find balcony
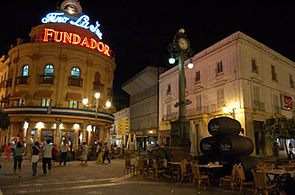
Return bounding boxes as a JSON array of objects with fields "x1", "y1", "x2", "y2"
[
  {"x1": 162, "y1": 112, "x2": 178, "y2": 121},
  {"x1": 253, "y1": 100, "x2": 265, "y2": 111},
  {"x1": 39, "y1": 75, "x2": 55, "y2": 84},
  {"x1": 186, "y1": 106, "x2": 209, "y2": 117},
  {"x1": 68, "y1": 76, "x2": 83, "y2": 87},
  {"x1": 93, "y1": 82, "x2": 104, "y2": 91},
  {"x1": 16, "y1": 76, "x2": 28, "y2": 85}
]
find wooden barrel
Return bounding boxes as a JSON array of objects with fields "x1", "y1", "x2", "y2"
[
  {"x1": 208, "y1": 117, "x2": 241, "y2": 136},
  {"x1": 219, "y1": 135, "x2": 254, "y2": 156},
  {"x1": 200, "y1": 136, "x2": 219, "y2": 155}
]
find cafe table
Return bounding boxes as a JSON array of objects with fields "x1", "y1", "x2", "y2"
[
  {"x1": 198, "y1": 163, "x2": 224, "y2": 185},
  {"x1": 265, "y1": 168, "x2": 295, "y2": 192}
]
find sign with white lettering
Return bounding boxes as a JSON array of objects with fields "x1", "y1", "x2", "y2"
[{"x1": 41, "y1": 12, "x2": 103, "y2": 40}]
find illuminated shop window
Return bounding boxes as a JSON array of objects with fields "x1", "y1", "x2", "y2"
[
  {"x1": 22, "y1": 65, "x2": 29, "y2": 77},
  {"x1": 69, "y1": 100, "x2": 78, "y2": 109},
  {"x1": 18, "y1": 99, "x2": 25, "y2": 107},
  {"x1": 41, "y1": 98, "x2": 51, "y2": 107},
  {"x1": 44, "y1": 64, "x2": 54, "y2": 75},
  {"x1": 71, "y1": 67, "x2": 80, "y2": 78}
]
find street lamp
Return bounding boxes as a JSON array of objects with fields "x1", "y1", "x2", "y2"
[{"x1": 167, "y1": 29, "x2": 193, "y2": 147}]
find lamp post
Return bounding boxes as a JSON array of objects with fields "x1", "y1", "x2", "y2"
[{"x1": 167, "y1": 29, "x2": 193, "y2": 147}]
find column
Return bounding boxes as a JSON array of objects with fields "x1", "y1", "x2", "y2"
[
  {"x1": 55, "y1": 120, "x2": 61, "y2": 148},
  {"x1": 25, "y1": 120, "x2": 32, "y2": 156},
  {"x1": 82, "y1": 122, "x2": 87, "y2": 143},
  {"x1": 74, "y1": 129, "x2": 79, "y2": 151},
  {"x1": 7, "y1": 123, "x2": 13, "y2": 144}
]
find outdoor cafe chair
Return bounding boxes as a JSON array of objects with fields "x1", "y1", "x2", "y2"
[
  {"x1": 236, "y1": 163, "x2": 254, "y2": 191},
  {"x1": 153, "y1": 159, "x2": 165, "y2": 179},
  {"x1": 124, "y1": 157, "x2": 135, "y2": 174},
  {"x1": 179, "y1": 159, "x2": 191, "y2": 182},
  {"x1": 135, "y1": 158, "x2": 148, "y2": 176},
  {"x1": 219, "y1": 163, "x2": 238, "y2": 190},
  {"x1": 190, "y1": 161, "x2": 209, "y2": 189},
  {"x1": 251, "y1": 169, "x2": 277, "y2": 195}
]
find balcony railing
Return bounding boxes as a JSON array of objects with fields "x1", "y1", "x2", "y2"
[
  {"x1": 253, "y1": 100, "x2": 265, "y2": 111},
  {"x1": 68, "y1": 76, "x2": 83, "y2": 87},
  {"x1": 39, "y1": 75, "x2": 55, "y2": 84},
  {"x1": 93, "y1": 82, "x2": 104, "y2": 91},
  {"x1": 16, "y1": 76, "x2": 28, "y2": 85},
  {"x1": 186, "y1": 106, "x2": 209, "y2": 117},
  {"x1": 162, "y1": 112, "x2": 178, "y2": 121}
]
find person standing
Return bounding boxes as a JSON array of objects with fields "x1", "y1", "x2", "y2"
[
  {"x1": 96, "y1": 142, "x2": 103, "y2": 164},
  {"x1": 289, "y1": 143, "x2": 295, "y2": 159},
  {"x1": 59, "y1": 142, "x2": 69, "y2": 166},
  {"x1": 81, "y1": 142, "x2": 88, "y2": 165},
  {"x1": 51, "y1": 144, "x2": 58, "y2": 166},
  {"x1": 103, "y1": 142, "x2": 110, "y2": 164},
  {"x1": 4, "y1": 143, "x2": 12, "y2": 161},
  {"x1": 14, "y1": 142, "x2": 24, "y2": 177},
  {"x1": 31, "y1": 141, "x2": 40, "y2": 176},
  {"x1": 42, "y1": 140, "x2": 52, "y2": 175}
]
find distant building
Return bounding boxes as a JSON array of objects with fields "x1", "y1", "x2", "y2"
[
  {"x1": 0, "y1": 0, "x2": 115, "y2": 152},
  {"x1": 159, "y1": 31, "x2": 295, "y2": 156},
  {"x1": 122, "y1": 66, "x2": 165, "y2": 148}
]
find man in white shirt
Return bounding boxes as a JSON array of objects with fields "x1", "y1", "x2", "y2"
[{"x1": 42, "y1": 140, "x2": 52, "y2": 174}]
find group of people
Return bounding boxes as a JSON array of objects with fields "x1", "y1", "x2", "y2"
[
  {"x1": 95, "y1": 142, "x2": 111, "y2": 164},
  {"x1": 3, "y1": 140, "x2": 90, "y2": 177}
]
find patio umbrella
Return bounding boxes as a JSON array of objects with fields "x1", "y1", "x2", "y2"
[
  {"x1": 133, "y1": 133, "x2": 137, "y2": 150},
  {"x1": 126, "y1": 134, "x2": 131, "y2": 150},
  {"x1": 189, "y1": 120, "x2": 197, "y2": 157}
]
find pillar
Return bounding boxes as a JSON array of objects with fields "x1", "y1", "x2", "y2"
[
  {"x1": 55, "y1": 120, "x2": 61, "y2": 148},
  {"x1": 25, "y1": 120, "x2": 32, "y2": 156},
  {"x1": 74, "y1": 129, "x2": 79, "y2": 151},
  {"x1": 82, "y1": 122, "x2": 87, "y2": 143}
]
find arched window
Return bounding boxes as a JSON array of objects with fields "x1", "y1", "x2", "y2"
[
  {"x1": 22, "y1": 65, "x2": 29, "y2": 77},
  {"x1": 71, "y1": 67, "x2": 80, "y2": 78},
  {"x1": 44, "y1": 64, "x2": 54, "y2": 75},
  {"x1": 94, "y1": 72, "x2": 101, "y2": 84}
]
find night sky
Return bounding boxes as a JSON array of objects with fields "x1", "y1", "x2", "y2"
[{"x1": 1, "y1": 1, "x2": 295, "y2": 110}]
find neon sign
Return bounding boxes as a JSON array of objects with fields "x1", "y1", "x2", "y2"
[
  {"x1": 41, "y1": 12, "x2": 103, "y2": 40},
  {"x1": 42, "y1": 28, "x2": 110, "y2": 57}
]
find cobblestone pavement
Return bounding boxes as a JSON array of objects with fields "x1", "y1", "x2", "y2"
[{"x1": 0, "y1": 156, "x2": 251, "y2": 195}]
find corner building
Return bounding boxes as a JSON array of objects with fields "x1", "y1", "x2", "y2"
[{"x1": 0, "y1": 0, "x2": 116, "y2": 152}]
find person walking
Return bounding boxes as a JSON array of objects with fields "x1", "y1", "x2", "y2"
[
  {"x1": 14, "y1": 142, "x2": 24, "y2": 177},
  {"x1": 289, "y1": 143, "x2": 295, "y2": 159},
  {"x1": 42, "y1": 140, "x2": 52, "y2": 175},
  {"x1": 81, "y1": 142, "x2": 88, "y2": 165},
  {"x1": 59, "y1": 142, "x2": 69, "y2": 166},
  {"x1": 31, "y1": 141, "x2": 40, "y2": 176},
  {"x1": 102, "y1": 142, "x2": 110, "y2": 164},
  {"x1": 4, "y1": 143, "x2": 12, "y2": 161},
  {"x1": 96, "y1": 142, "x2": 103, "y2": 164}
]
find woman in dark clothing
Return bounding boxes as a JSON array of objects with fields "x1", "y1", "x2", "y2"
[
  {"x1": 32, "y1": 142, "x2": 40, "y2": 176},
  {"x1": 14, "y1": 142, "x2": 24, "y2": 177}
]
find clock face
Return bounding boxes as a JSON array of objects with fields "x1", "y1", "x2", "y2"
[{"x1": 178, "y1": 38, "x2": 188, "y2": 50}]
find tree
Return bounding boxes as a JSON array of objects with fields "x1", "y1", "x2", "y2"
[{"x1": 264, "y1": 116, "x2": 295, "y2": 159}]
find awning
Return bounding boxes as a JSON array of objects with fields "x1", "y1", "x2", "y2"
[
  {"x1": 9, "y1": 91, "x2": 27, "y2": 100},
  {"x1": 66, "y1": 92, "x2": 82, "y2": 101},
  {"x1": 34, "y1": 90, "x2": 53, "y2": 98}
]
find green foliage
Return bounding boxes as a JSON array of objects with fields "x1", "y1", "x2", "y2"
[
  {"x1": 264, "y1": 117, "x2": 295, "y2": 139},
  {"x1": 148, "y1": 146, "x2": 168, "y2": 169},
  {"x1": 0, "y1": 110, "x2": 10, "y2": 131}
]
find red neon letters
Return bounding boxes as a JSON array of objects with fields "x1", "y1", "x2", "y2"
[{"x1": 43, "y1": 28, "x2": 111, "y2": 57}]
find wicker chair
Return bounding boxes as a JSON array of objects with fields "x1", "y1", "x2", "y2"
[
  {"x1": 124, "y1": 157, "x2": 135, "y2": 174},
  {"x1": 236, "y1": 163, "x2": 254, "y2": 191},
  {"x1": 153, "y1": 159, "x2": 165, "y2": 179},
  {"x1": 136, "y1": 158, "x2": 148, "y2": 176},
  {"x1": 219, "y1": 163, "x2": 238, "y2": 190},
  {"x1": 179, "y1": 159, "x2": 191, "y2": 182},
  {"x1": 190, "y1": 161, "x2": 210, "y2": 189},
  {"x1": 251, "y1": 169, "x2": 276, "y2": 195}
]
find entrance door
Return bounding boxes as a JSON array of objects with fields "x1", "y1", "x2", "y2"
[
  {"x1": 42, "y1": 130, "x2": 54, "y2": 144},
  {"x1": 254, "y1": 121, "x2": 265, "y2": 155},
  {"x1": 61, "y1": 131, "x2": 73, "y2": 151}
]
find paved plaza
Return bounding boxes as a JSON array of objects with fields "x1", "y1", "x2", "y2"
[{"x1": 0, "y1": 156, "x2": 251, "y2": 195}]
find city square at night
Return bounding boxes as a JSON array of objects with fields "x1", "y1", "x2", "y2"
[{"x1": 0, "y1": 0, "x2": 295, "y2": 194}]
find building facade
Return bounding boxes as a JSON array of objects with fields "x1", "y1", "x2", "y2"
[
  {"x1": 159, "y1": 31, "x2": 295, "y2": 156},
  {"x1": 0, "y1": 0, "x2": 115, "y2": 152},
  {"x1": 122, "y1": 66, "x2": 165, "y2": 148}
]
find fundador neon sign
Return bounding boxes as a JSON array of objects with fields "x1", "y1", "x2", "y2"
[
  {"x1": 42, "y1": 28, "x2": 110, "y2": 57},
  {"x1": 42, "y1": 12, "x2": 103, "y2": 40}
]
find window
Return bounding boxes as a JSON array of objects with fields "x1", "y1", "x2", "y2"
[
  {"x1": 251, "y1": 59, "x2": 258, "y2": 73},
  {"x1": 18, "y1": 99, "x2": 25, "y2": 107},
  {"x1": 271, "y1": 65, "x2": 277, "y2": 81},
  {"x1": 166, "y1": 84, "x2": 171, "y2": 95},
  {"x1": 195, "y1": 71, "x2": 200, "y2": 83},
  {"x1": 69, "y1": 100, "x2": 78, "y2": 109},
  {"x1": 71, "y1": 67, "x2": 80, "y2": 78},
  {"x1": 196, "y1": 95, "x2": 202, "y2": 111},
  {"x1": 41, "y1": 98, "x2": 50, "y2": 107},
  {"x1": 22, "y1": 65, "x2": 29, "y2": 77},
  {"x1": 216, "y1": 61, "x2": 223, "y2": 74},
  {"x1": 217, "y1": 89, "x2": 224, "y2": 108},
  {"x1": 289, "y1": 74, "x2": 294, "y2": 88},
  {"x1": 44, "y1": 65, "x2": 54, "y2": 75},
  {"x1": 253, "y1": 86, "x2": 260, "y2": 101},
  {"x1": 273, "y1": 95, "x2": 280, "y2": 114}
]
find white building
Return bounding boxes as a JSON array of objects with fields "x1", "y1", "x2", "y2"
[
  {"x1": 110, "y1": 107, "x2": 130, "y2": 147},
  {"x1": 159, "y1": 31, "x2": 295, "y2": 156}
]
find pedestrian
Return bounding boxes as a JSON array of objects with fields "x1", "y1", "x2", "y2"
[
  {"x1": 42, "y1": 140, "x2": 52, "y2": 175},
  {"x1": 51, "y1": 144, "x2": 58, "y2": 166},
  {"x1": 14, "y1": 141, "x2": 24, "y2": 177},
  {"x1": 31, "y1": 141, "x2": 40, "y2": 176},
  {"x1": 289, "y1": 143, "x2": 295, "y2": 159},
  {"x1": 81, "y1": 142, "x2": 88, "y2": 165},
  {"x1": 102, "y1": 142, "x2": 110, "y2": 164},
  {"x1": 96, "y1": 142, "x2": 103, "y2": 164},
  {"x1": 4, "y1": 143, "x2": 12, "y2": 161},
  {"x1": 59, "y1": 142, "x2": 69, "y2": 166}
]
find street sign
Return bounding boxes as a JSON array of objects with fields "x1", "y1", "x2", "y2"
[{"x1": 117, "y1": 120, "x2": 130, "y2": 135}]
